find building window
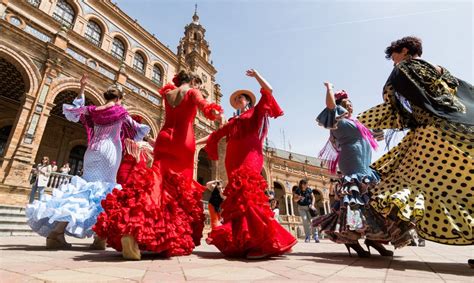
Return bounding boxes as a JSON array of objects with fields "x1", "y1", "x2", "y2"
[
  {"x1": 52, "y1": 0, "x2": 75, "y2": 28},
  {"x1": 152, "y1": 65, "x2": 162, "y2": 84},
  {"x1": 27, "y1": 0, "x2": 41, "y2": 7},
  {"x1": 133, "y1": 53, "x2": 145, "y2": 74},
  {"x1": 111, "y1": 38, "x2": 125, "y2": 60},
  {"x1": 202, "y1": 73, "x2": 208, "y2": 83},
  {"x1": 84, "y1": 20, "x2": 102, "y2": 46}
]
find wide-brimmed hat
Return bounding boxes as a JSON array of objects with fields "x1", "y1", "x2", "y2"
[{"x1": 229, "y1": 89, "x2": 256, "y2": 109}]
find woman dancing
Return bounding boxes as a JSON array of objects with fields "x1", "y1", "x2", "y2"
[
  {"x1": 94, "y1": 70, "x2": 223, "y2": 260},
  {"x1": 358, "y1": 36, "x2": 473, "y2": 259},
  {"x1": 313, "y1": 82, "x2": 396, "y2": 257},
  {"x1": 200, "y1": 69, "x2": 297, "y2": 259},
  {"x1": 26, "y1": 74, "x2": 149, "y2": 249}
]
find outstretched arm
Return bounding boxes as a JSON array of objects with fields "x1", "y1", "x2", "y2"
[
  {"x1": 196, "y1": 135, "x2": 210, "y2": 145},
  {"x1": 324, "y1": 82, "x2": 336, "y2": 110},
  {"x1": 246, "y1": 69, "x2": 272, "y2": 92},
  {"x1": 78, "y1": 74, "x2": 87, "y2": 99},
  {"x1": 190, "y1": 89, "x2": 224, "y2": 121}
]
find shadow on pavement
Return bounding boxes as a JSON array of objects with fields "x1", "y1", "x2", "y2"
[
  {"x1": 288, "y1": 251, "x2": 473, "y2": 276},
  {"x1": 0, "y1": 243, "x2": 102, "y2": 252}
]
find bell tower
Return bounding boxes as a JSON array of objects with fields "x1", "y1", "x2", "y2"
[{"x1": 177, "y1": 4, "x2": 212, "y2": 71}]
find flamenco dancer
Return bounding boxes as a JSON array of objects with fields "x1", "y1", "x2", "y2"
[
  {"x1": 312, "y1": 83, "x2": 397, "y2": 257},
  {"x1": 94, "y1": 70, "x2": 223, "y2": 260},
  {"x1": 26, "y1": 74, "x2": 150, "y2": 249},
  {"x1": 199, "y1": 69, "x2": 297, "y2": 259},
  {"x1": 357, "y1": 36, "x2": 473, "y2": 264}
]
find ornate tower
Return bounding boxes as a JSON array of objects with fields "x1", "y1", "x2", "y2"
[{"x1": 177, "y1": 4, "x2": 212, "y2": 71}]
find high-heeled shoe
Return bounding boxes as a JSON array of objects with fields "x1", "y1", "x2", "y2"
[
  {"x1": 365, "y1": 239, "x2": 393, "y2": 256},
  {"x1": 121, "y1": 235, "x2": 141, "y2": 260},
  {"x1": 89, "y1": 237, "x2": 106, "y2": 250},
  {"x1": 46, "y1": 233, "x2": 72, "y2": 249},
  {"x1": 345, "y1": 243, "x2": 370, "y2": 258}
]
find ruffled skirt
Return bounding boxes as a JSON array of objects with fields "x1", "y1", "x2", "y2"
[
  {"x1": 26, "y1": 176, "x2": 119, "y2": 238},
  {"x1": 312, "y1": 175, "x2": 412, "y2": 247},
  {"x1": 93, "y1": 161, "x2": 205, "y2": 257},
  {"x1": 206, "y1": 166, "x2": 297, "y2": 257}
]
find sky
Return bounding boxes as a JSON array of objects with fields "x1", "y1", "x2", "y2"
[{"x1": 115, "y1": 0, "x2": 473, "y2": 161}]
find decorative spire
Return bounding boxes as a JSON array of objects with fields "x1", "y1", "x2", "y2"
[{"x1": 192, "y1": 3, "x2": 199, "y2": 24}]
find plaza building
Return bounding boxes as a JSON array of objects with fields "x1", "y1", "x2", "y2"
[{"x1": 0, "y1": 0, "x2": 335, "y2": 237}]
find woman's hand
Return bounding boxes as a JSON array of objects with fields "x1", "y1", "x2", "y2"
[
  {"x1": 245, "y1": 69, "x2": 259, "y2": 78},
  {"x1": 80, "y1": 74, "x2": 88, "y2": 88},
  {"x1": 324, "y1": 81, "x2": 333, "y2": 90}
]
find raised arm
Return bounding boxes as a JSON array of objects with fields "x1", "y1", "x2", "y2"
[
  {"x1": 246, "y1": 69, "x2": 272, "y2": 92},
  {"x1": 62, "y1": 74, "x2": 89, "y2": 122},
  {"x1": 78, "y1": 74, "x2": 87, "y2": 100},
  {"x1": 324, "y1": 82, "x2": 336, "y2": 110}
]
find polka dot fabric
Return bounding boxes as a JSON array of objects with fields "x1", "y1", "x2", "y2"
[{"x1": 358, "y1": 83, "x2": 474, "y2": 246}]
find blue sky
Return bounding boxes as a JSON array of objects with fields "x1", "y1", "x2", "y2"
[{"x1": 115, "y1": 0, "x2": 473, "y2": 160}]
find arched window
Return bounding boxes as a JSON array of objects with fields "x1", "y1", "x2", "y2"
[
  {"x1": 152, "y1": 65, "x2": 162, "y2": 85},
  {"x1": 27, "y1": 0, "x2": 41, "y2": 7},
  {"x1": 0, "y1": 125, "x2": 13, "y2": 156},
  {"x1": 111, "y1": 37, "x2": 125, "y2": 60},
  {"x1": 133, "y1": 53, "x2": 145, "y2": 74},
  {"x1": 85, "y1": 20, "x2": 102, "y2": 46},
  {"x1": 53, "y1": 0, "x2": 75, "y2": 28}
]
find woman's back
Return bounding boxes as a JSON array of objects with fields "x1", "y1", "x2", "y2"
[{"x1": 154, "y1": 87, "x2": 207, "y2": 178}]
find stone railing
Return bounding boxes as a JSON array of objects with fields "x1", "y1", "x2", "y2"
[{"x1": 46, "y1": 172, "x2": 73, "y2": 190}]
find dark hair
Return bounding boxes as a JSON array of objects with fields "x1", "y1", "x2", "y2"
[
  {"x1": 338, "y1": 99, "x2": 351, "y2": 109},
  {"x1": 299, "y1": 179, "x2": 308, "y2": 187},
  {"x1": 385, "y1": 36, "x2": 423, "y2": 59},
  {"x1": 103, "y1": 88, "x2": 123, "y2": 101},
  {"x1": 174, "y1": 70, "x2": 202, "y2": 87},
  {"x1": 243, "y1": 93, "x2": 256, "y2": 108},
  {"x1": 271, "y1": 199, "x2": 279, "y2": 208},
  {"x1": 292, "y1": 185, "x2": 298, "y2": 193}
]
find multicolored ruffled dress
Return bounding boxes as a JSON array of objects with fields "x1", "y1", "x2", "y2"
[
  {"x1": 358, "y1": 58, "x2": 473, "y2": 246},
  {"x1": 26, "y1": 97, "x2": 149, "y2": 238},
  {"x1": 205, "y1": 88, "x2": 297, "y2": 258},
  {"x1": 312, "y1": 105, "x2": 407, "y2": 244},
  {"x1": 93, "y1": 84, "x2": 223, "y2": 257}
]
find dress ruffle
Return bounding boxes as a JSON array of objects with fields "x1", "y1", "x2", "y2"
[
  {"x1": 316, "y1": 105, "x2": 348, "y2": 130},
  {"x1": 93, "y1": 161, "x2": 206, "y2": 257},
  {"x1": 206, "y1": 166, "x2": 297, "y2": 257},
  {"x1": 202, "y1": 103, "x2": 223, "y2": 121},
  {"x1": 312, "y1": 175, "x2": 412, "y2": 247},
  {"x1": 26, "y1": 176, "x2": 120, "y2": 238}
]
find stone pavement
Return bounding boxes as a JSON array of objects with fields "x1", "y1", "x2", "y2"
[{"x1": 0, "y1": 236, "x2": 472, "y2": 282}]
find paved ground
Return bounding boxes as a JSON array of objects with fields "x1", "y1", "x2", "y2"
[{"x1": 0, "y1": 236, "x2": 472, "y2": 282}]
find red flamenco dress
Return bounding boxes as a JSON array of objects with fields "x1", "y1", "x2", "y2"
[
  {"x1": 94, "y1": 84, "x2": 222, "y2": 257},
  {"x1": 205, "y1": 88, "x2": 297, "y2": 258}
]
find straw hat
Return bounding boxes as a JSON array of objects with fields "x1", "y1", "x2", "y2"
[{"x1": 229, "y1": 89, "x2": 256, "y2": 109}]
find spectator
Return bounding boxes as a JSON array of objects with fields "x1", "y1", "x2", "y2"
[
  {"x1": 206, "y1": 180, "x2": 226, "y2": 228},
  {"x1": 51, "y1": 161, "x2": 58, "y2": 172},
  {"x1": 270, "y1": 199, "x2": 281, "y2": 222},
  {"x1": 29, "y1": 156, "x2": 52, "y2": 203},
  {"x1": 293, "y1": 179, "x2": 318, "y2": 243},
  {"x1": 59, "y1": 163, "x2": 71, "y2": 174}
]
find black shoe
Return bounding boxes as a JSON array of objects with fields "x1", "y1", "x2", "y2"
[
  {"x1": 365, "y1": 239, "x2": 394, "y2": 256},
  {"x1": 418, "y1": 239, "x2": 426, "y2": 247},
  {"x1": 345, "y1": 243, "x2": 370, "y2": 258},
  {"x1": 468, "y1": 259, "x2": 474, "y2": 268}
]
